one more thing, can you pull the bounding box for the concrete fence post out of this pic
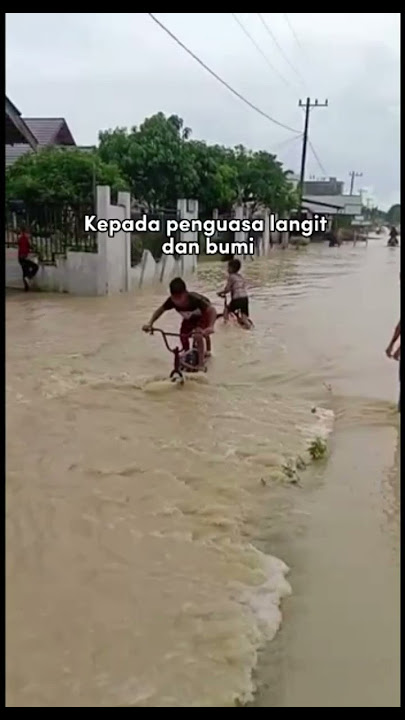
[118,190,131,292]
[177,198,199,273]
[264,209,270,254]
[96,185,111,295]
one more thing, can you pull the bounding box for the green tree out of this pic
[186,141,238,214]
[98,113,297,216]
[386,203,400,225]
[6,147,126,205]
[362,205,387,223]
[230,146,298,215]
[99,113,194,210]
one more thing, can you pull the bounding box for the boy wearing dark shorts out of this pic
[18,228,38,291]
[142,277,217,369]
[218,259,252,328]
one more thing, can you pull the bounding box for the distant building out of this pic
[303,177,344,196]
[302,194,362,217]
[6,110,77,167]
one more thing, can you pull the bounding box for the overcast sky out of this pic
[6,12,400,210]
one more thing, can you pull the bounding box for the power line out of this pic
[231,13,292,88]
[283,13,305,54]
[257,13,307,87]
[308,140,327,176]
[147,13,301,135]
[273,133,303,153]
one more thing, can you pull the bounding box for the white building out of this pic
[302,194,362,218]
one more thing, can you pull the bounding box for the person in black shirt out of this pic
[142,277,217,368]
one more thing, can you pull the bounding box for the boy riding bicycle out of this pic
[217,259,252,329]
[142,277,217,369]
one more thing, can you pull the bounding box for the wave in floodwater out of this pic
[6,363,334,706]
[6,242,396,707]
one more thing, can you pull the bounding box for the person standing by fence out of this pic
[18,227,39,291]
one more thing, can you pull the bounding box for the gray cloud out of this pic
[6,12,400,209]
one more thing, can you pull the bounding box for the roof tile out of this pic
[24,118,75,146]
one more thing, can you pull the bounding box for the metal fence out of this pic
[5,201,97,264]
[130,209,180,267]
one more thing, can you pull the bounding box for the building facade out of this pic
[303,177,344,196]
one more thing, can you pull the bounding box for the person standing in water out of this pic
[388,227,399,246]
[385,289,400,411]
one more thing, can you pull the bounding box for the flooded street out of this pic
[6,240,400,707]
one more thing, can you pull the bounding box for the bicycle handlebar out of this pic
[143,325,212,354]
[143,327,181,353]
[144,327,180,339]
[143,326,209,339]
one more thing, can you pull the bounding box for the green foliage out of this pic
[308,437,328,461]
[99,113,296,214]
[361,203,401,227]
[186,141,239,213]
[7,112,297,214]
[386,204,400,226]
[361,205,387,223]
[6,147,127,205]
[334,215,353,229]
[99,113,194,210]
[230,146,297,214]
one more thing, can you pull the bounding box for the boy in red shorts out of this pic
[142,277,217,369]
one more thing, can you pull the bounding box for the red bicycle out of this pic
[143,327,209,384]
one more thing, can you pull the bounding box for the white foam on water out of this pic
[298,406,335,445]
[240,552,292,644]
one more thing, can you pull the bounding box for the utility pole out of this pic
[349,170,362,195]
[298,98,328,210]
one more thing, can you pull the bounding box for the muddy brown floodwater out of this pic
[6,238,400,707]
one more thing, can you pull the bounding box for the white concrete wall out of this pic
[129,251,196,291]
[5,194,290,294]
[249,208,283,254]
[5,246,99,294]
[128,197,199,290]
[96,186,131,295]
[6,186,131,295]
[176,198,198,274]
[263,211,270,253]
[5,189,198,295]
[6,247,24,288]
[234,204,246,246]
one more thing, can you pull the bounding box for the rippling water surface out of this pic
[6,239,400,707]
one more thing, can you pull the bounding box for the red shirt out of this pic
[18,233,30,259]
